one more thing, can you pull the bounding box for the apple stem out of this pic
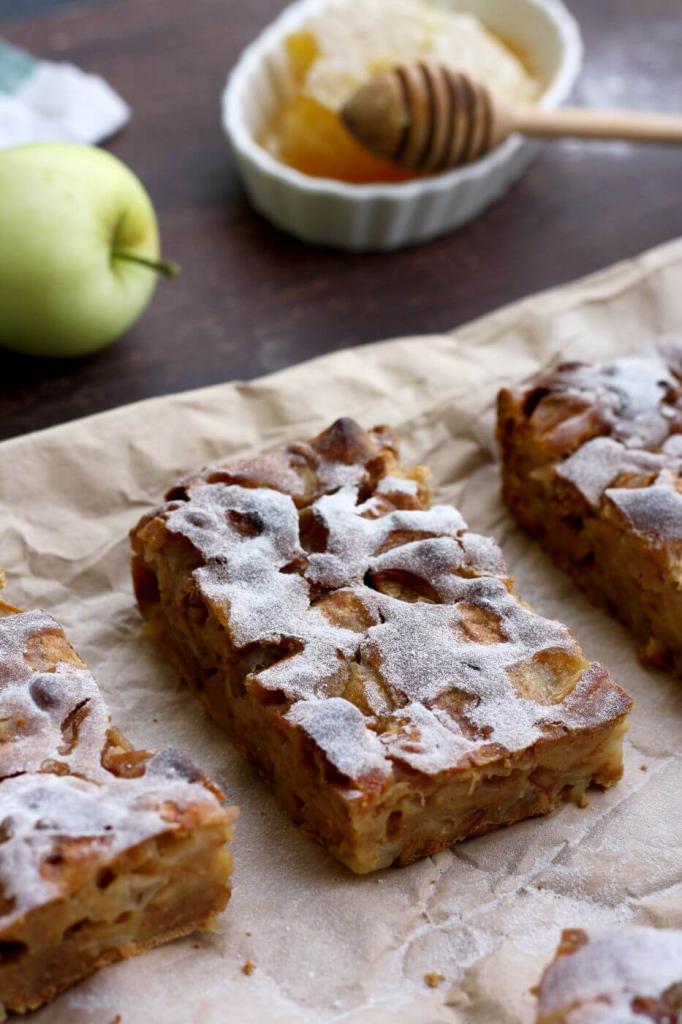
[112,252,181,278]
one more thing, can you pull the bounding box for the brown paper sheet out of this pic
[2,238,682,1024]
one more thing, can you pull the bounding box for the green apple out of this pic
[0,143,178,358]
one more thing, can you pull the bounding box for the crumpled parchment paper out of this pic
[2,238,682,1024]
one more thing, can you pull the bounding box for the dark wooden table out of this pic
[2,0,682,440]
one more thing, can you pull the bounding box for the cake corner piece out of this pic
[131,417,631,874]
[0,600,236,1015]
[535,925,682,1023]
[497,338,682,672]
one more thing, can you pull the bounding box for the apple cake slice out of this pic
[498,338,682,671]
[535,926,682,1023]
[131,418,631,875]
[0,597,236,1015]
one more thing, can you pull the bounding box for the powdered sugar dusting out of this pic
[168,484,363,701]
[304,485,466,591]
[379,703,474,773]
[286,698,390,781]
[663,433,682,456]
[376,475,419,498]
[536,352,679,450]
[557,437,665,508]
[168,483,301,568]
[538,926,682,1020]
[156,422,629,787]
[460,531,508,576]
[607,476,682,542]
[370,535,470,591]
[369,531,508,597]
[0,609,110,781]
[559,663,628,730]
[364,584,575,752]
[521,341,682,541]
[598,355,676,448]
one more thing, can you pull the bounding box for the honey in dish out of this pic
[265,32,412,184]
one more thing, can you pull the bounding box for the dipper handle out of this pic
[341,63,682,173]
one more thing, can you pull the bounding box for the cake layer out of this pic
[498,339,682,671]
[131,418,631,874]
[0,601,236,1014]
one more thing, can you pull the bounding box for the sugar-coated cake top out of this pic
[537,926,682,1023]
[151,418,630,789]
[0,608,226,930]
[0,609,110,781]
[508,338,682,544]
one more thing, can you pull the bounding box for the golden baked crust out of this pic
[0,600,236,1015]
[497,339,682,671]
[131,417,631,874]
[535,926,682,1023]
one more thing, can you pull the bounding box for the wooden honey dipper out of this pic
[341,63,682,173]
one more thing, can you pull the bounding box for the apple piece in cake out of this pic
[498,339,682,671]
[0,598,236,1015]
[131,418,631,875]
[535,926,682,1023]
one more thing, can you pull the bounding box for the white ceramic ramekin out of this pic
[222,0,583,252]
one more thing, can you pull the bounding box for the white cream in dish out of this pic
[300,0,540,110]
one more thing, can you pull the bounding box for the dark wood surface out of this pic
[2,0,682,441]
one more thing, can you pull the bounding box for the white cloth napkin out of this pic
[0,39,129,148]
